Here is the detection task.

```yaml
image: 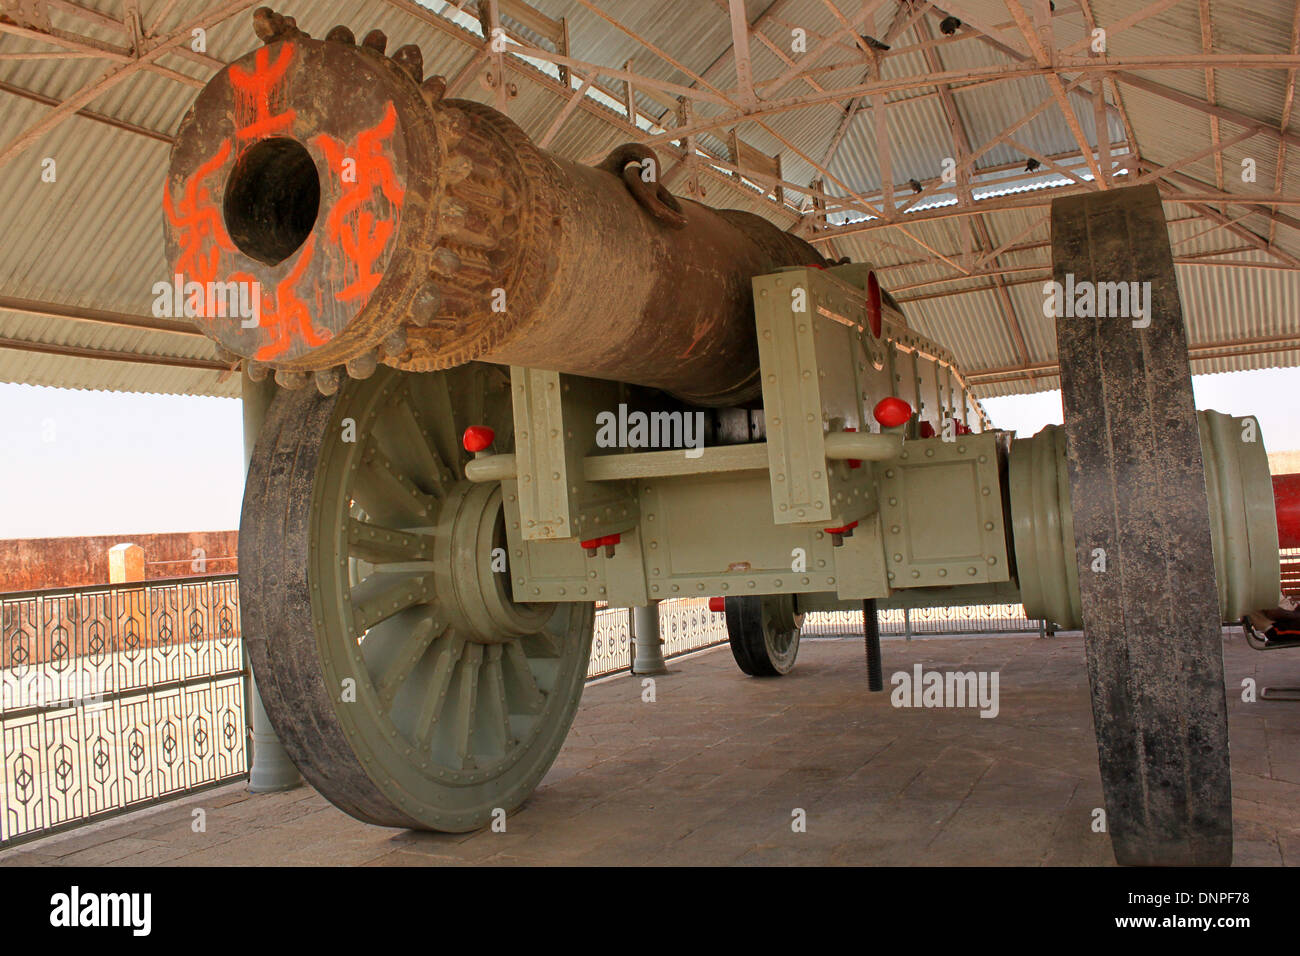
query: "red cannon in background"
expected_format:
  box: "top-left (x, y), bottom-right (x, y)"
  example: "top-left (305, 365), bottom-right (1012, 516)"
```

top-left (1276, 473), bottom-right (1300, 596)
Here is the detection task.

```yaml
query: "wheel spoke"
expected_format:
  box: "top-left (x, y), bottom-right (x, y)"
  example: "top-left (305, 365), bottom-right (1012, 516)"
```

top-left (453, 366), bottom-right (486, 442)
top-left (413, 632), bottom-right (466, 753)
top-left (408, 371), bottom-right (463, 474)
top-left (350, 571), bottom-right (434, 634)
top-left (361, 605), bottom-right (428, 676)
top-left (448, 643), bottom-right (483, 769)
top-left (379, 390), bottom-right (453, 498)
top-left (502, 639), bottom-right (546, 714)
top-left (353, 439), bottom-right (437, 528)
top-left (479, 645), bottom-right (514, 754)
top-left (348, 518), bottom-right (433, 564)
top-left (373, 614), bottom-right (448, 710)
top-left (521, 629), bottom-right (563, 659)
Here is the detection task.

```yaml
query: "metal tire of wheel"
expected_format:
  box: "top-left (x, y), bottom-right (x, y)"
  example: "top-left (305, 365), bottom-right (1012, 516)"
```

top-left (725, 595), bottom-right (803, 676)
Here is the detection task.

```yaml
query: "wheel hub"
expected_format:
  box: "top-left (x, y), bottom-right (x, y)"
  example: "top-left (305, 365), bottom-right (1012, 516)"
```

top-left (433, 481), bottom-right (554, 643)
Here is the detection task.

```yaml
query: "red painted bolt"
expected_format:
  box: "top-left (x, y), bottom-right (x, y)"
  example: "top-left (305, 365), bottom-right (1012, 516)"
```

top-left (462, 425), bottom-right (495, 453)
top-left (708, 597), bottom-right (726, 613)
top-left (873, 396), bottom-right (912, 429)
top-left (823, 520), bottom-right (859, 535)
top-left (824, 520), bottom-right (859, 547)
top-left (581, 533), bottom-right (622, 557)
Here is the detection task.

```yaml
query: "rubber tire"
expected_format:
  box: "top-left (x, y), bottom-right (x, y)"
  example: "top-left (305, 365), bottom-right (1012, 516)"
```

top-left (725, 595), bottom-right (802, 676)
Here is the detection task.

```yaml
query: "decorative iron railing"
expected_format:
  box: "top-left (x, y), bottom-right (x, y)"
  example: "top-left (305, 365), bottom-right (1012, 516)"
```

top-left (1282, 547), bottom-right (1299, 598)
top-left (802, 603), bottom-right (1047, 638)
top-left (589, 605), bottom-right (632, 678)
top-left (588, 598), bottom-right (729, 678)
top-left (1, 575), bottom-right (247, 848)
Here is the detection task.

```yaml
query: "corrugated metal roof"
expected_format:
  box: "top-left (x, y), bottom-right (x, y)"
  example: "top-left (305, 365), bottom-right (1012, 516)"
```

top-left (0, 0), bottom-right (1296, 399)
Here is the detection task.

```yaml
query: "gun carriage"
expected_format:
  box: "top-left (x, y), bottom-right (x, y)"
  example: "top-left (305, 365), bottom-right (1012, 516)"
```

top-left (163, 8), bottom-right (1286, 864)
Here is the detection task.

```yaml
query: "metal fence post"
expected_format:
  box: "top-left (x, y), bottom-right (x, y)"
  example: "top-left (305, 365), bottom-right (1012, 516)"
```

top-left (903, 607), bottom-right (912, 641)
top-left (242, 370), bottom-right (301, 793)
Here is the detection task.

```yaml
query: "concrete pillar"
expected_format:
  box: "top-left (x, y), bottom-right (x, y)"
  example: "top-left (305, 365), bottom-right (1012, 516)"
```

top-left (241, 370), bottom-right (301, 793)
top-left (631, 601), bottom-right (667, 675)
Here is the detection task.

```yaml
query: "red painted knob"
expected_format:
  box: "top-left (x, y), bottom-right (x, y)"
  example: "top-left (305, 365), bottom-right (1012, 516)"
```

top-left (462, 425), bottom-right (495, 453)
top-left (708, 597), bottom-right (726, 613)
top-left (873, 396), bottom-right (912, 429)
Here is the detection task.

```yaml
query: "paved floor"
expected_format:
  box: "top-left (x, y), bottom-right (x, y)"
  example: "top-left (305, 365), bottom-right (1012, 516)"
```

top-left (2, 633), bottom-right (1297, 866)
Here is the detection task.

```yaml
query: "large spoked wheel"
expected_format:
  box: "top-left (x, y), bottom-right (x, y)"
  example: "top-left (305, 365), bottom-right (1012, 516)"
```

top-left (725, 595), bottom-right (803, 676)
top-left (239, 363), bottom-right (593, 832)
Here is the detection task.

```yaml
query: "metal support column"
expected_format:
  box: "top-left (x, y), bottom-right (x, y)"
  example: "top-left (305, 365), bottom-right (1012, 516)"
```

top-left (863, 599), bottom-right (883, 691)
top-left (241, 370), bottom-right (301, 793)
top-left (631, 601), bottom-right (668, 674)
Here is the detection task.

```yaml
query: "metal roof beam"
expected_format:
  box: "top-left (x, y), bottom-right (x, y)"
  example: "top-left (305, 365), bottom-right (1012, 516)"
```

top-left (0, 295), bottom-right (204, 336)
top-left (592, 56), bottom-right (1300, 164)
top-left (1001, 0), bottom-right (1108, 185)
top-left (1155, 165), bottom-right (1300, 237)
top-left (1197, 0), bottom-right (1223, 205)
top-left (1270, 2), bottom-right (1300, 245)
top-left (0, 336), bottom-right (225, 371)
top-left (1061, 0), bottom-right (1190, 56)
top-left (969, 333), bottom-right (1300, 386)
top-left (564, 0), bottom-right (742, 109)
top-left (764, 0), bottom-right (890, 96)
top-left (0, 0), bottom-right (259, 172)
top-left (382, 0), bottom-right (802, 222)
top-left (727, 0), bottom-right (757, 108)
top-left (809, 181), bottom-right (1300, 243)
top-left (0, 78), bottom-right (174, 143)
top-left (1115, 70), bottom-right (1300, 152)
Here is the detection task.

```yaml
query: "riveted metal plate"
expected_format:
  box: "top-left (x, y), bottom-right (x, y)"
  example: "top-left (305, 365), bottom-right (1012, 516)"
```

top-left (752, 268), bottom-right (886, 528)
top-left (511, 367), bottom-right (638, 542)
top-left (831, 511), bottom-right (892, 600)
top-left (636, 472), bottom-right (841, 600)
top-left (500, 478), bottom-right (647, 605)
top-left (878, 432), bottom-right (1010, 587)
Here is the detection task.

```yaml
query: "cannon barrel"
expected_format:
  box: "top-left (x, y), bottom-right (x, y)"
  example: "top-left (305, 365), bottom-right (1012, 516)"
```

top-left (163, 8), bottom-right (825, 404)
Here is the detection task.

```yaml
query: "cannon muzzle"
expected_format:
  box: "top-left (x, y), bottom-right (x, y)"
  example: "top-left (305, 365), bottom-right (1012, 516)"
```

top-left (163, 7), bottom-right (825, 403)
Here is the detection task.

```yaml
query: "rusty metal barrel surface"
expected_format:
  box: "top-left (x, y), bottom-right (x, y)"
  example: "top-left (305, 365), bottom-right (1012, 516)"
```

top-left (163, 8), bottom-right (824, 404)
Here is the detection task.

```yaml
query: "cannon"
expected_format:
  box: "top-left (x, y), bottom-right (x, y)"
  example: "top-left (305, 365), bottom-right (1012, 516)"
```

top-left (165, 9), bottom-right (1285, 863)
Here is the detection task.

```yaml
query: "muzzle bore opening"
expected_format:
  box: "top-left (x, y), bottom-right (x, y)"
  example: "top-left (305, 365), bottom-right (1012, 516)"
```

top-left (223, 137), bottom-right (320, 266)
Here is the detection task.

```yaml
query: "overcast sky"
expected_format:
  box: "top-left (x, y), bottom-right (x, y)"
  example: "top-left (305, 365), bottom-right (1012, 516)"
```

top-left (1, 366), bottom-right (1297, 539)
